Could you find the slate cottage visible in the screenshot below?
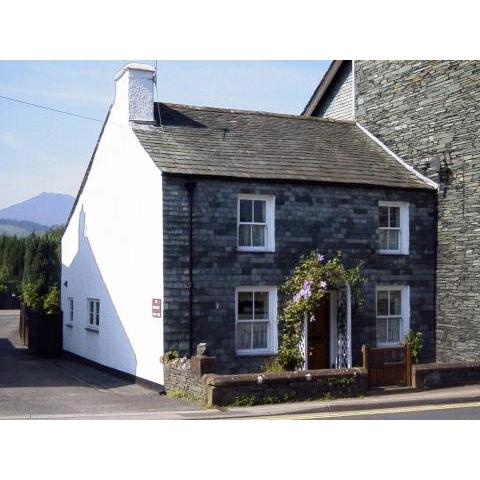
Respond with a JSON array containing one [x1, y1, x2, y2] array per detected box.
[[61, 63, 437, 386]]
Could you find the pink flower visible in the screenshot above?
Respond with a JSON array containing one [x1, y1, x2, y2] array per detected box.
[[317, 254, 325, 262], [320, 281, 327, 289]]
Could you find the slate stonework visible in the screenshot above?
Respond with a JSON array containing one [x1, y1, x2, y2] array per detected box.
[[162, 175, 436, 373], [354, 60, 480, 362], [311, 60, 353, 121]]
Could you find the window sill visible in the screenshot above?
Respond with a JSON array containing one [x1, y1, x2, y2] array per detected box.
[[376, 342, 402, 348], [236, 351, 275, 357], [85, 327, 99, 334], [237, 248, 275, 253], [378, 250, 408, 256]]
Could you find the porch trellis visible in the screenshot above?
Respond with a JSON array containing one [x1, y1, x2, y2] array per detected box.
[[336, 283, 352, 368]]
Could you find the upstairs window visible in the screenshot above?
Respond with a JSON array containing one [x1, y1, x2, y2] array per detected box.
[[237, 195, 275, 252], [378, 202, 409, 254], [87, 299, 100, 330]]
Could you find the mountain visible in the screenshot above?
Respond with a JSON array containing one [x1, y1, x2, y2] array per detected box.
[[0, 219, 50, 237], [0, 192, 75, 227]]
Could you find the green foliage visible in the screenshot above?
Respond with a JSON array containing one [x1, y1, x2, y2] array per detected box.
[[403, 329, 424, 364], [277, 250, 367, 371], [262, 357, 285, 373], [0, 235, 26, 292], [43, 285, 60, 315], [160, 350, 179, 363], [21, 228, 62, 313], [21, 281, 43, 311]]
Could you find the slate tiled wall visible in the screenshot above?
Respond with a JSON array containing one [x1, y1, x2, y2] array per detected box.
[[355, 60, 480, 362], [162, 175, 436, 373], [312, 61, 353, 120]]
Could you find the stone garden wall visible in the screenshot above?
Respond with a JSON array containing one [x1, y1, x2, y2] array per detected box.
[[164, 355, 368, 407], [413, 361, 480, 390]]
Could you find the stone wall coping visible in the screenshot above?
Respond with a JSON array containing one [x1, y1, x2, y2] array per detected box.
[[202, 367, 367, 387], [413, 362, 480, 373]]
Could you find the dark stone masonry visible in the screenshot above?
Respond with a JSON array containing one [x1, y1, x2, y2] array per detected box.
[[354, 61, 480, 362], [162, 174, 436, 373]]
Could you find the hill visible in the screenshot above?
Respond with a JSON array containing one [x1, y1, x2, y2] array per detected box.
[[0, 219, 50, 237], [0, 192, 74, 227]]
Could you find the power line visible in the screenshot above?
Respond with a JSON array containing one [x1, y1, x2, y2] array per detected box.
[[0, 94, 104, 123]]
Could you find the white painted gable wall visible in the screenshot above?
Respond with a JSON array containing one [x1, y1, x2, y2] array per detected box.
[[61, 65, 165, 385]]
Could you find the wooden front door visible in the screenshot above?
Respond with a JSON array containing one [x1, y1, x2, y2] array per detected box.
[[307, 295, 330, 369]]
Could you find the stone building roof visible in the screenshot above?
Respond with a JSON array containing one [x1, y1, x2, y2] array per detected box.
[[133, 102, 434, 190]]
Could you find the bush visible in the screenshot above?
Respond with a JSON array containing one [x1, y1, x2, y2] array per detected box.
[[43, 285, 60, 315], [21, 281, 43, 311], [262, 357, 285, 373], [403, 329, 424, 364]]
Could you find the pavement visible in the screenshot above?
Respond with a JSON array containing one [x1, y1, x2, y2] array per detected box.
[[0, 310, 202, 419], [2, 309, 480, 419]]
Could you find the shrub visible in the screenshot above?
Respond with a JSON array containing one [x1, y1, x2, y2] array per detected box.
[[403, 329, 424, 363], [262, 357, 285, 373]]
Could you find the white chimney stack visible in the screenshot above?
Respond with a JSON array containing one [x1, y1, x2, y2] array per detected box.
[[114, 63, 156, 123]]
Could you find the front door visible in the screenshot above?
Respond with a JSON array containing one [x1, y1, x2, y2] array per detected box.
[[307, 294, 330, 369]]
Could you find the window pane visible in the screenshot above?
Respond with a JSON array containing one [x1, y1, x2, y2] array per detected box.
[[254, 292, 269, 319], [388, 230, 400, 250], [253, 200, 266, 223], [390, 207, 400, 228], [238, 292, 253, 319], [390, 290, 402, 315], [239, 224, 251, 247], [236, 323, 251, 350], [379, 206, 389, 227], [252, 322, 268, 349], [239, 199, 252, 222], [388, 317, 401, 343], [252, 225, 266, 247], [379, 229, 388, 250], [377, 291, 389, 316], [377, 318, 387, 344]]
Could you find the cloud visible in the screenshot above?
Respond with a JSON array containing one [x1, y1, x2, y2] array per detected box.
[[0, 130, 19, 150]]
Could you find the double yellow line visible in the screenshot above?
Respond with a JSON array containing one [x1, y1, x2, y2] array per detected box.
[[261, 401, 480, 420]]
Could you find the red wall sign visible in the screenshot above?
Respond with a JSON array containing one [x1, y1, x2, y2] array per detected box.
[[152, 298, 162, 318]]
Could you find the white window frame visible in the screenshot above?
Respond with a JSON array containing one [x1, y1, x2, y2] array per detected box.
[[237, 194, 275, 252], [67, 297, 74, 324], [87, 298, 100, 330], [378, 201, 409, 255], [235, 286, 278, 356], [376, 285, 410, 347]]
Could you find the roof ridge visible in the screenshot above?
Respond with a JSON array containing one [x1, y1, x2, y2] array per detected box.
[[155, 102, 355, 125]]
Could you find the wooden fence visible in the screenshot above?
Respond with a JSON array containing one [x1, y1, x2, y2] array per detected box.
[[362, 343, 412, 388], [18, 303, 62, 357]]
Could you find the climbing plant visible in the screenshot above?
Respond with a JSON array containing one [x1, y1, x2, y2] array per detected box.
[[277, 250, 367, 371]]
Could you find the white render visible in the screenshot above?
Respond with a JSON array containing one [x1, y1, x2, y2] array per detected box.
[[61, 64, 165, 385]]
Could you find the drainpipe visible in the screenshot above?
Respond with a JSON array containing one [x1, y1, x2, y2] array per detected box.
[[185, 181, 196, 357]]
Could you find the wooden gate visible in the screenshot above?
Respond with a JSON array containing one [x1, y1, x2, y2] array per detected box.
[[362, 344, 412, 387]]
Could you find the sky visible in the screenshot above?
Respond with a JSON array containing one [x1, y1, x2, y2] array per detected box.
[[0, 60, 329, 209]]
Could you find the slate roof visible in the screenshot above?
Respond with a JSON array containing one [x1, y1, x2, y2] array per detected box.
[[133, 103, 434, 190]]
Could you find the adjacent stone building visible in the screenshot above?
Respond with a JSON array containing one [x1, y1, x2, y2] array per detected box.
[[304, 60, 480, 362]]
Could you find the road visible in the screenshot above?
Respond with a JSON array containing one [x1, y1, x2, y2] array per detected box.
[[262, 402, 480, 420], [0, 310, 202, 419]]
